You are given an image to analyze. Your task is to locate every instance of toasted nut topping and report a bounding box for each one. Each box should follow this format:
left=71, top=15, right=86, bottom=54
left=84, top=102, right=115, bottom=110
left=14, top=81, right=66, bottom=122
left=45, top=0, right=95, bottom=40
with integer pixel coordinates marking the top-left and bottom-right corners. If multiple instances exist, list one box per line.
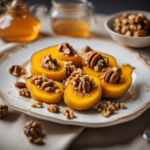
left=64, top=61, right=77, bottom=77
left=120, top=103, right=125, bottom=109
left=97, top=103, right=107, bottom=113
left=41, top=53, right=60, bottom=70
left=113, top=13, right=150, bottom=37
left=24, top=120, right=43, bottom=144
left=8, top=65, right=26, bottom=76
left=30, top=101, right=43, bottom=108
left=101, top=111, right=110, bottom=117
left=97, top=101, right=126, bottom=117
left=79, top=46, right=93, bottom=55
left=133, top=29, right=148, bottom=37
left=0, top=105, right=8, bottom=117
left=62, top=109, right=74, bottom=119
left=68, top=68, right=96, bottom=93
left=18, top=88, right=30, bottom=97
left=14, top=82, right=26, bottom=88
left=47, top=104, right=60, bottom=113
left=103, top=67, right=122, bottom=83
left=85, top=52, right=109, bottom=71
left=58, top=42, right=78, bottom=56
left=29, top=75, right=60, bottom=93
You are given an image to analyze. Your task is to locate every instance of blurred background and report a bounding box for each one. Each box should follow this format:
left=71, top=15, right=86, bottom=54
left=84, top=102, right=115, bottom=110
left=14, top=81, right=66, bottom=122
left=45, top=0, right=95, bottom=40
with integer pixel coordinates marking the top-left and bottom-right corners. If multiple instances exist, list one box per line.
left=0, top=0, right=150, bottom=14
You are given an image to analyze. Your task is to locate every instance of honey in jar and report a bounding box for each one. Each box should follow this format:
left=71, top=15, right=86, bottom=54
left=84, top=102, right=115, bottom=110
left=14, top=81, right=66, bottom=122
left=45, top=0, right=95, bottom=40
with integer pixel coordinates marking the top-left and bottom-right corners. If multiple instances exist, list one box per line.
left=52, top=19, right=90, bottom=37
left=0, top=0, right=41, bottom=42
left=50, top=0, right=94, bottom=37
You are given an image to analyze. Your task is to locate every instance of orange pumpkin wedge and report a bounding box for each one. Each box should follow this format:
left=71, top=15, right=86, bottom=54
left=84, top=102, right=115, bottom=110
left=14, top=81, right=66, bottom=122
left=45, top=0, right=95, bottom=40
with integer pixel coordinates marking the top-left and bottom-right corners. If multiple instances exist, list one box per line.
left=64, top=75, right=102, bottom=110
left=30, top=47, right=66, bottom=81
left=83, top=53, right=117, bottom=76
left=52, top=45, right=82, bottom=67
left=26, top=79, right=63, bottom=103
left=101, top=64, right=132, bottom=98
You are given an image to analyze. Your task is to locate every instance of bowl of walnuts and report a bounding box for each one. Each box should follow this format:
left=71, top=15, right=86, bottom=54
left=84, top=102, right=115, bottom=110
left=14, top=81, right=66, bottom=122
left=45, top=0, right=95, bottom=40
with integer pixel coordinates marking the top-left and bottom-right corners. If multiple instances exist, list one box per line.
left=104, top=10, right=150, bottom=48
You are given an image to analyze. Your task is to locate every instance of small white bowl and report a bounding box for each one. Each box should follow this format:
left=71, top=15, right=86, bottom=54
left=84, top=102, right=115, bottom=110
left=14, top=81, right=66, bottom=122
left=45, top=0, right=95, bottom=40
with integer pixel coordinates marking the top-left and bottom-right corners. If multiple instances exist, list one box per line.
left=104, top=10, right=150, bottom=48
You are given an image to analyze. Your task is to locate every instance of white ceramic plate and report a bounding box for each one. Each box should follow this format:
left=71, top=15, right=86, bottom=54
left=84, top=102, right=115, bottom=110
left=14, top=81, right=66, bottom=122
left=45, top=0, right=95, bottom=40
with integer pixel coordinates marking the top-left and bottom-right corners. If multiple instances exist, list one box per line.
left=0, top=36, right=150, bottom=128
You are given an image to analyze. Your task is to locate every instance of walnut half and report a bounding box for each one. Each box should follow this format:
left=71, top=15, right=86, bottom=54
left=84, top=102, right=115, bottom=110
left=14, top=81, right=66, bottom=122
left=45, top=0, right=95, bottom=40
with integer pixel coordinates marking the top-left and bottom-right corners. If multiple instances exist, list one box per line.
left=85, top=52, right=109, bottom=72
left=103, top=67, right=122, bottom=83
left=133, top=29, right=148, bottom=37
left=47, top=104, right=60, bottom=113
left=8, top=65, right=26, bottom=76
left=58, top=42, right=78, bottom=56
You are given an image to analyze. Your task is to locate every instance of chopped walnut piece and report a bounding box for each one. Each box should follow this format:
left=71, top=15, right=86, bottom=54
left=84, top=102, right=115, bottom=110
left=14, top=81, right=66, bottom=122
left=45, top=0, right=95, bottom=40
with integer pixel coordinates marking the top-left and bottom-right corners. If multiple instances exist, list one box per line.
left=68, top=68, right=96, bottom=93
left=64, top=61, right=76, bottom=77
left=81, top=46, right=93, bottom=54
left=0, top=105, right=8, bottom=117
left=29, top=74, right=60, bottom=93
left=114, top=103, right=120, bottom=110
left=8, top=65, right=26, bottom=76
left=47, top=104, right=60, bottom=113
left=62, top=109, right=74, bottom=119
left=97, top=102, right=107, bottom=113
left=24, top=120, right=43, bottom=144
left=14, top=82, right=26, bottom=88
left=106, top=104, right=115, bottom=114
left=30, top=101, right=43, bottom=108
left=78, top=46, right=94, bottom=58
left=101, top=111, right=110, bottom=117
left=58, top=42, right=78, bottom=56
left=18, top=88, right=30, bottom=97
left=85, top=52, right=109, bottom=72
left=97, top=101, right=126, bottom=117
left=103, top=67, right=123, bottom=83
left=41, top=53, right=60, bottom=70
left=120, top=103, right=125, bottom=109
left=63, top=79, right=69, bottom=89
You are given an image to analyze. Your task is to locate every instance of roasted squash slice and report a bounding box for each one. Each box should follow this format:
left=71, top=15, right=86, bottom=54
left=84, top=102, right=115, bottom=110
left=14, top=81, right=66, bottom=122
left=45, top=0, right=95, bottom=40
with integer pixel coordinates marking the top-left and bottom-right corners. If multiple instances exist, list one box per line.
left=64, top=75, right=102, bottom=110
left=30, top=48, right=66, bottom=81
left=101, top=64, right=132, bottom=98
left=26, top=79, right=63, bottom=103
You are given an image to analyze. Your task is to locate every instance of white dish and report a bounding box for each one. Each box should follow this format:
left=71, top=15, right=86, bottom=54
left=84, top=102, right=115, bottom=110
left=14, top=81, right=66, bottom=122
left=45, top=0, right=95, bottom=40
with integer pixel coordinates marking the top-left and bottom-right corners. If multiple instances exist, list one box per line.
left=104, top=10, right=150, bottom=48
left=0, top=36, right=150, bottom=128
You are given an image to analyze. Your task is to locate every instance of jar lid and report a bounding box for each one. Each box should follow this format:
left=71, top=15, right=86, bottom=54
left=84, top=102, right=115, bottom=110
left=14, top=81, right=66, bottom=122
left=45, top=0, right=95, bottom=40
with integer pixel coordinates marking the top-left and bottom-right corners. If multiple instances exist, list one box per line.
left=0, top=0, right=29, bottom=10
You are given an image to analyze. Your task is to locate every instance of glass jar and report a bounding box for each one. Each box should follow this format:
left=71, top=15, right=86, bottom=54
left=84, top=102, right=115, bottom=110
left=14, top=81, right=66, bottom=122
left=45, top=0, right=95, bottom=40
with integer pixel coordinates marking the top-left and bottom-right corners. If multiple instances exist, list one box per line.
left=0, top=0, right=41, bottom=42
left=50, top=0, right=95, bottom=37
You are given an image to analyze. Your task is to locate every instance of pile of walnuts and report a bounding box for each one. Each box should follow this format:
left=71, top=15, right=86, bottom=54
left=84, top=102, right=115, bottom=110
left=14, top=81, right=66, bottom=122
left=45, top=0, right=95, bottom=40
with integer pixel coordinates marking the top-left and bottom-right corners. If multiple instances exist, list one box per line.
left=113, top=13, right=150, bottom=37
